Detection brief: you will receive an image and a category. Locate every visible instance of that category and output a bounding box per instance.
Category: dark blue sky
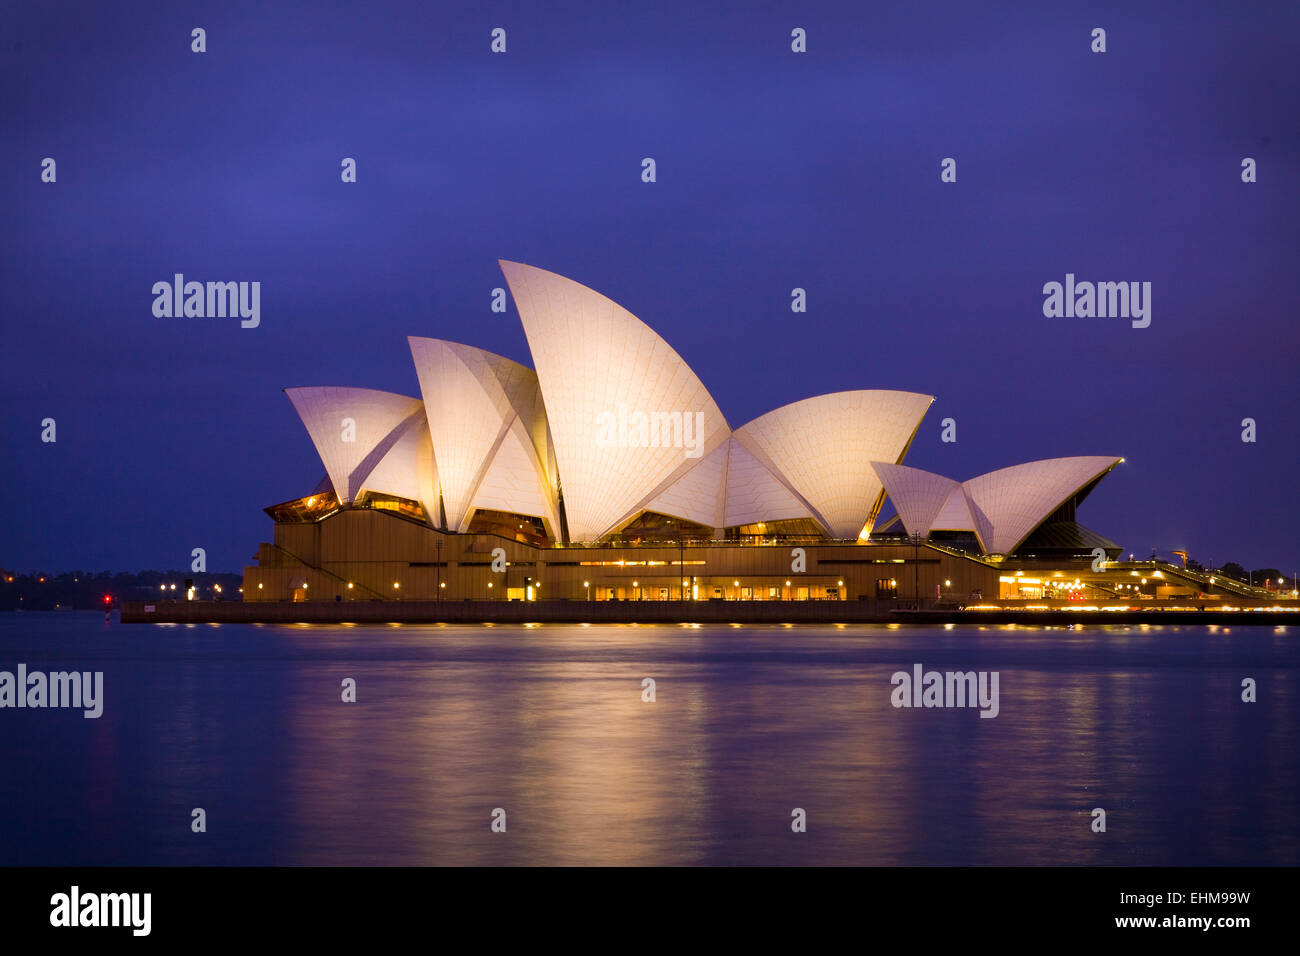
[3,1,1297,573]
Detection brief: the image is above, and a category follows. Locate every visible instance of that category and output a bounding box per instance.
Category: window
[876,578,897,599]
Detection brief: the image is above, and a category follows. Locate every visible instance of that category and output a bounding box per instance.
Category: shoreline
[118,600,1300,627]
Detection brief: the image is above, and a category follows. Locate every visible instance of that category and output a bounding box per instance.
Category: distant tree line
[0,569,244,611]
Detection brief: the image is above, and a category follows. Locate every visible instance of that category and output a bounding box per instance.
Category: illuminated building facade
[244,261,1134,606]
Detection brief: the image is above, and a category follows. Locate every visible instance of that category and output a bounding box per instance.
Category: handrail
[1111,561,1271,598]
[263,543,387,599]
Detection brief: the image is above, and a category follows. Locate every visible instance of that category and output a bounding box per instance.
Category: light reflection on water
[0,613,1294,865]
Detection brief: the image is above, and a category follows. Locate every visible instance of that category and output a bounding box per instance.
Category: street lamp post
[678,537,684,601]
[912,531,922,608]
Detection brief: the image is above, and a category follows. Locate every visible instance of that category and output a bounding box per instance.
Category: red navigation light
[103,595,112,604]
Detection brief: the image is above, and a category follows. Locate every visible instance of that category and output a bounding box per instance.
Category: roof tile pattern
[722,438,813,528]
[734,390,933,539]
[359,412,440,519]
[637,441,729,530]
[284,386,425,504]
[408,337,554,531]
[962,456,1120,554]
[281,265,1113,551]
[500,260,730,541]
[870,462,959,539]
[876,456,1120,554]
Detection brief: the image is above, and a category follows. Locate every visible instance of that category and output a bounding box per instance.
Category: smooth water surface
[0,612,1295,865]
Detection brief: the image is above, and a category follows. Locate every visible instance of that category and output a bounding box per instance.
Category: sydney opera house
[243,261,1136,606]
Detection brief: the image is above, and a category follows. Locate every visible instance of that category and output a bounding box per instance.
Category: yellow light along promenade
[119,598,1300,626]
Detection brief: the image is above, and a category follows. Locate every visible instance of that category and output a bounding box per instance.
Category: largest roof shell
[499,260,731,541]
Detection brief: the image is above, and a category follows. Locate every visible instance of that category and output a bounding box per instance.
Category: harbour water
[1,612,1295,865]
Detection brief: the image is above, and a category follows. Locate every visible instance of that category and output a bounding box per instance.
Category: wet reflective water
[1,612,1295,865]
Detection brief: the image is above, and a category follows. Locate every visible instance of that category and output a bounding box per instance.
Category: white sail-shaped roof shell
[408,337,557,534]
[871,462,961,539]
[357,412,440,520]
[723,438,814,528]
[930,487,993,552]
[962,456,1121,555]
[733,390,933,539]
[281,268,1120,557]
[499,260,730,542]
[284,387,426,504]
[468,420,558,529]
[636,440,729,531]
[622,434,820,534]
